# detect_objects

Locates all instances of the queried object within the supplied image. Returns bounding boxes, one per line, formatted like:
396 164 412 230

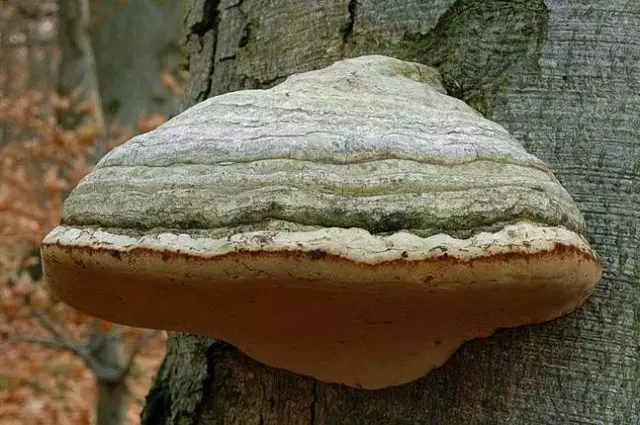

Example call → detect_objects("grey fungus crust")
41 55 602 389
59 55 585 238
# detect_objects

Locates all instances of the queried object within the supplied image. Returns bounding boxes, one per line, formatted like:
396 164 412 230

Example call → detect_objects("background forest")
0 1 184 423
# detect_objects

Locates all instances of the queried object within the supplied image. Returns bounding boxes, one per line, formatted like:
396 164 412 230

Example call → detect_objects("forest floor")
0 284 167 425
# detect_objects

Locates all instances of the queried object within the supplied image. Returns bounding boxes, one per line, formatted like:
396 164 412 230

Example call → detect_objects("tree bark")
142 0 640 423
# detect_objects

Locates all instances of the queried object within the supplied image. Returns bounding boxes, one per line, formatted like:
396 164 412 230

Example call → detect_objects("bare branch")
35 310 71 342
27 312 124 381
86 318 108 353
121 330 157 378
8 334 70 350
8 313 152 382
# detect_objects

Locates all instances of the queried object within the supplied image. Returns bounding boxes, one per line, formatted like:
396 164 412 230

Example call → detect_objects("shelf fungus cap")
42 55 602 389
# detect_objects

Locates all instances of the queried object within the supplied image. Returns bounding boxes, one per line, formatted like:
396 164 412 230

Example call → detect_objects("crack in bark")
342 0 358 44
310 380 318 424
259 377 267 425
239 21 251 47
200 0 219 102
189 0 219 36
192 341 220 422
221 0 243 11
225 0 251 49
187 0 220 102
140 357 172 424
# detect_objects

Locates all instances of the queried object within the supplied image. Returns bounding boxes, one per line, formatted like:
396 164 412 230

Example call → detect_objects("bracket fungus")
41 55 602 389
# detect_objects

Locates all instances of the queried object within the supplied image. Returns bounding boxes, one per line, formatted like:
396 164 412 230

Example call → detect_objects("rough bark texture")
142 0 640 423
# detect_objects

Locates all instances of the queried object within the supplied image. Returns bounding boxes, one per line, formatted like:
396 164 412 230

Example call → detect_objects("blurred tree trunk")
142 1 640 423
88 0 184 126
56 0 104 134
56 2 127 424
91 333 128 425
0 1 58 147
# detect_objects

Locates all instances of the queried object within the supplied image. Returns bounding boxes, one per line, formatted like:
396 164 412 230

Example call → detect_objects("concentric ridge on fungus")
41 55 602 389
60 56 583 238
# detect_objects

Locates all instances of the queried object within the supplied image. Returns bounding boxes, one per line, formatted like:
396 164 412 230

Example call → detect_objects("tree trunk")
88 0 185 125
96 378 128 425
93 337 129 425
142 1 640 423
56 0 105 133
